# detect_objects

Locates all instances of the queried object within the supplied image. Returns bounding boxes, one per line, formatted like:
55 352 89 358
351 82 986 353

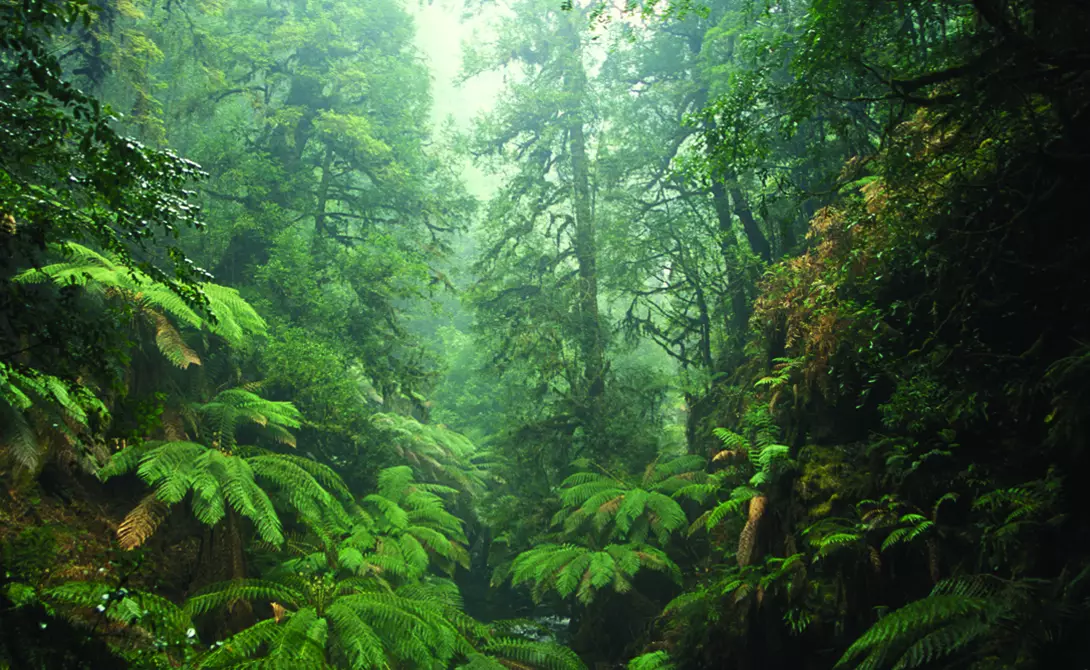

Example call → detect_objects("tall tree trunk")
562 16 605 441
314 145 334 237
710 178 752 342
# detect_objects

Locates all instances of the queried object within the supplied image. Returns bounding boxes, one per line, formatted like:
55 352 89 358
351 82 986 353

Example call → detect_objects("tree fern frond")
197 618 283 668
98 440 159 479
2 404 40 473
195 389 302 450
186 579 304 617
893 618 991 669
704 487 759 533
150 311 201 368
713 428 747 450
326 600 388 668
628 651 675 670
200 283 268 344
270 453 352 499
509 543 679 605
117 493 171 550
837 595 989 668
662 586 710 615
817 532 864 557
482 638 587 670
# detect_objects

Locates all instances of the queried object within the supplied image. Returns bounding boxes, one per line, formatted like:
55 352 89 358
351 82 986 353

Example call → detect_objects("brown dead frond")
151 312 201 369
118 494 170 550
869 546 882 573
1 212 16 235
271 602 288 623
713 449 745 463
737 495 767 567
598 495 623 516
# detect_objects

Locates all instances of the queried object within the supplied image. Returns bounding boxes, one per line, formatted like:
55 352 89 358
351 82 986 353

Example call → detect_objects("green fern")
345 465 470 578
476 638 586 670
45 580 193 637
190 571 478 669
880 515 934 553
836 575 1022 670
687 486 759 535
101 388 349 548
628 650 675 669
817 532 865 558
102 439 351 547
555 455 702 545
193 388 302 451
0 361 108 474
371 412 486 492
15 242 266 365
508 542 680 605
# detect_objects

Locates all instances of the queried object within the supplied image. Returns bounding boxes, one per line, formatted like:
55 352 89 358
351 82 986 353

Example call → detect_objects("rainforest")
1 0 1089 667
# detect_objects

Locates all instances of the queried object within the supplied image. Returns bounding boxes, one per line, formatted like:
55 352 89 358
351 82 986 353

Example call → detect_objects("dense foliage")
2 0 1088 667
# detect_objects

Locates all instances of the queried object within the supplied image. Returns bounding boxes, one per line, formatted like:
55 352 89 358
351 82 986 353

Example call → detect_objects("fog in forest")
2 0 1089 667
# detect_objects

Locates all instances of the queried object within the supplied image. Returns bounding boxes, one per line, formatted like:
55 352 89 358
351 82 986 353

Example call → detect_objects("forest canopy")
1 0 1088 668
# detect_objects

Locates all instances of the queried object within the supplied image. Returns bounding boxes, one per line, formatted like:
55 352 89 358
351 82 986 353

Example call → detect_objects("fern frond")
816 532 864 558
326 599 388 668
837 595 988 668
662 586 710 615
509 543 679 605
98 440 158 479
703 487 759 534
1 404 40 472
150 311 201 368
117 493 171 550
201 283 268 344
713 428 747 450
628 650 675 670
483 638 587 670
249 453 349 533
186 579 304 617
197 618 283 667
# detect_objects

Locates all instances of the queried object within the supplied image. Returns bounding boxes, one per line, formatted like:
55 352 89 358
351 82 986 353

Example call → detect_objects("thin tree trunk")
728 184 772 263
710 179 753 341
315 145 334 237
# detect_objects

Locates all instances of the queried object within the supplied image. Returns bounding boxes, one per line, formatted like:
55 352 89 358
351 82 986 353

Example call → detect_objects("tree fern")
687 485 759 536
0 361 108 474
348 466 470 577
189 571 479 669
35 578 197 664
508 543 680 605
555 455 702 545
371 412 486 492
15 242 267 366
880 515 934 553
193 388 302 451
102 389 349 548
103 439 353 547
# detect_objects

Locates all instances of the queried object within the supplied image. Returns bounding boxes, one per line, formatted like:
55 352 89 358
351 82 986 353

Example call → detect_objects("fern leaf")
118 493 171 550
186 579 304 617
483 638 587 670
628 650 675 670
150 311 201 368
